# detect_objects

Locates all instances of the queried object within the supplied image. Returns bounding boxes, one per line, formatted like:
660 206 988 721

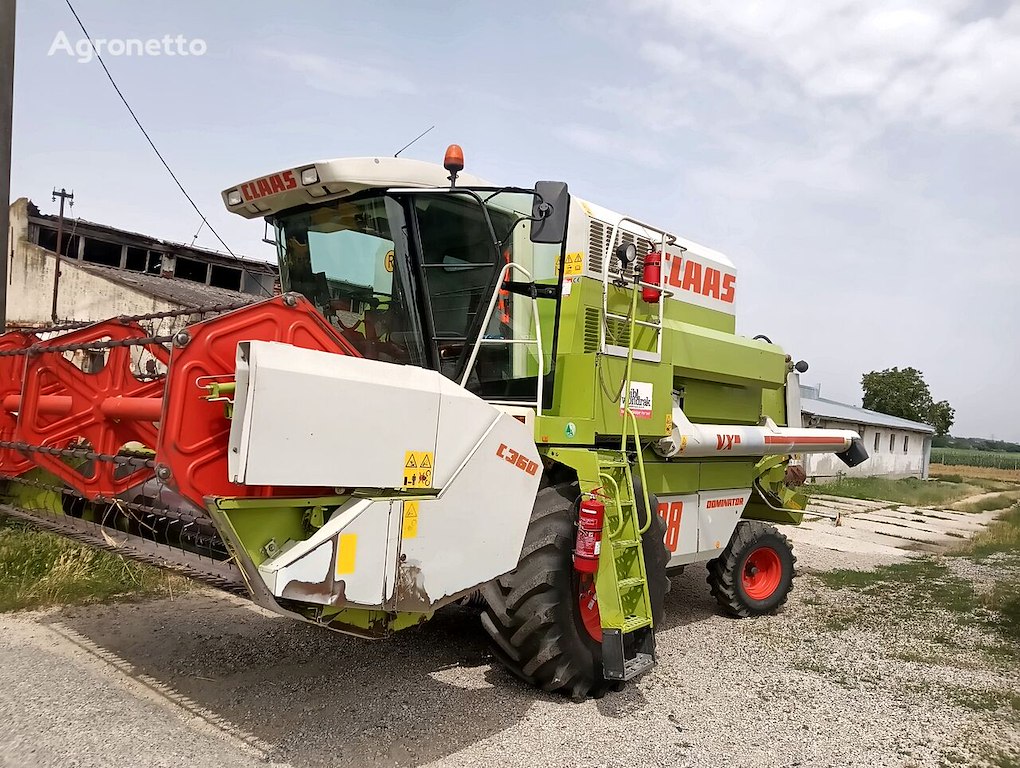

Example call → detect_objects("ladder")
595 449 656 681
593 271 662 682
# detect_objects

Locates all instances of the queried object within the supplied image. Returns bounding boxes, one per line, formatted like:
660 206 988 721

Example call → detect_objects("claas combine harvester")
0 146 867 697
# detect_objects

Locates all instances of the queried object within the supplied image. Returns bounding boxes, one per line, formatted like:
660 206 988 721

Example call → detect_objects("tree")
860 366 955 437
927 400 955 438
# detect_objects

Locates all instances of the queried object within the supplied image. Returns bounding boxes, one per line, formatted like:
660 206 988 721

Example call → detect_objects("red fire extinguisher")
573 494 605 573
642 251 662 303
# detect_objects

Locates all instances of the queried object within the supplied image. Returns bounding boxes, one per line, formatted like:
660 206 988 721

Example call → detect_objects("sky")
8 0 1020 440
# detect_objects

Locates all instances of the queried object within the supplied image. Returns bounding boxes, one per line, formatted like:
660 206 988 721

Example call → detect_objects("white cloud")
631 0 1020 136
260 51 415 97
554 124 665 167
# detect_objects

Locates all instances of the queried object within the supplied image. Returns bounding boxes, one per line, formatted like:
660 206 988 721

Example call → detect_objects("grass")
954 492 1020 514
0 517 189 612
806 475 980 507
819 503 1020 645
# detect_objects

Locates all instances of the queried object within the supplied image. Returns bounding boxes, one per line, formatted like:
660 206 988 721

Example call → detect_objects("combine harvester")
0 146 867 697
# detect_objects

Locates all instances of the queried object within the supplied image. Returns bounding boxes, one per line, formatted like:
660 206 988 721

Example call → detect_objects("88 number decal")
657 501 684 552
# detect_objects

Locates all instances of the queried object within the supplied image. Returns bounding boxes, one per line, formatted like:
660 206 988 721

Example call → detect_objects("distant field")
805 476 981 507
930 464 1020 483
931 447 1020 470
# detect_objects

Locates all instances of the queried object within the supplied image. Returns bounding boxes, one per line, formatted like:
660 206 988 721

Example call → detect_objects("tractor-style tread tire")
481 481 670 699
706 520 796 619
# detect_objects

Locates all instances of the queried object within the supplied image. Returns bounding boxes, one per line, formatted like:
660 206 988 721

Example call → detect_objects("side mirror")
530 181 569 244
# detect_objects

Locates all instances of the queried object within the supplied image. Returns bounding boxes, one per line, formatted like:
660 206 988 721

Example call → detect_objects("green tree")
927 400 955 438
860 366 955 437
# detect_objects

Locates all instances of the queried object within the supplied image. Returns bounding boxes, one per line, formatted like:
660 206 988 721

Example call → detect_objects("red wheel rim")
742 546 783 601
578 575 602 642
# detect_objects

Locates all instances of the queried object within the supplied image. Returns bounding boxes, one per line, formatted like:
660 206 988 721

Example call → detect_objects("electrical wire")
62 0 272 297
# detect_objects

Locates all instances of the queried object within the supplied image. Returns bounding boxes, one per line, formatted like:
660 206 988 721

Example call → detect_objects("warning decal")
402 500 420 539
403 451 434 488
563 252 584 276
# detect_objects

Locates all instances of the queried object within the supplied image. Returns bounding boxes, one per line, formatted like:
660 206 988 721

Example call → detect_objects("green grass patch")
955 492 1020 514
807 476 979 507
819 505 1020 648
818 558 976 615
0 517 188 612
964 504 1020 558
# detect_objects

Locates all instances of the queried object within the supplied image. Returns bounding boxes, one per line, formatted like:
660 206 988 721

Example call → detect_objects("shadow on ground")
49 565 722 767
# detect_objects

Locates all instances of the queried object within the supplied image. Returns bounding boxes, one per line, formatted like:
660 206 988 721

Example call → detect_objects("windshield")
274 189 565 404
275 195 426 365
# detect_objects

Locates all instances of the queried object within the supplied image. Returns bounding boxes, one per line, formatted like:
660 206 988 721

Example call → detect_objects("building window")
874 431 881 452
82 237 122 267
903 435 909 453
125 246 147 271
889 433 896 452
209 264 242 291
175 256 209 283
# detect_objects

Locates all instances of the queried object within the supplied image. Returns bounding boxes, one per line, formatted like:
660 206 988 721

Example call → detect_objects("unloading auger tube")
0 146 872 698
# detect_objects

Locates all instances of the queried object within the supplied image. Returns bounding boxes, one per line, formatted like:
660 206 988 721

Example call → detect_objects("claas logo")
664 254 736 304
240 170 298 202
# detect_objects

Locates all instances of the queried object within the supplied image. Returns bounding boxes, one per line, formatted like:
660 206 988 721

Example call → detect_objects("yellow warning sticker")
563 252 584 276
335 533 357 576
402 500 420 540
403 451 434 488
665 413 673 436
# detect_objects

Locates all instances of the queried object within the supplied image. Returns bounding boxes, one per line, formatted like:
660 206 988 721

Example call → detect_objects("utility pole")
50 187 73 322
0 0 15 329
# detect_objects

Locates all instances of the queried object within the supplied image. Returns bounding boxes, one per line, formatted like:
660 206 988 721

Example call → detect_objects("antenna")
394 125 435 158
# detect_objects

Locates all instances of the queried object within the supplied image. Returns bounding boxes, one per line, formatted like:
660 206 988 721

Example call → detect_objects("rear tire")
480 480 669 699
707 520 795 618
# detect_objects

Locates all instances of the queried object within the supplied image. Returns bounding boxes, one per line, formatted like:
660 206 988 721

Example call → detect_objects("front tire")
480 480 669 699
707 520 796 618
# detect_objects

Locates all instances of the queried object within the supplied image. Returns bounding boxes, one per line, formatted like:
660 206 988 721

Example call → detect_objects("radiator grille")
582 307 600 353
587 219 656 279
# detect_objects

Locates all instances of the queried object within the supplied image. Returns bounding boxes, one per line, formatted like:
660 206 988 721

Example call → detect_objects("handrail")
459 261 545 415
618 279 653 535
599 471 626 538
599 216 674 361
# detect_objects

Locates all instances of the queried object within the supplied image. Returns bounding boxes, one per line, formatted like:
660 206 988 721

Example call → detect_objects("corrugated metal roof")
78 263 258 308
28 207 277 274
801 395 935 434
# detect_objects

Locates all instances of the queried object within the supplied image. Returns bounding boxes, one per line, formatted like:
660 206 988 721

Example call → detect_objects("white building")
799 384 934 481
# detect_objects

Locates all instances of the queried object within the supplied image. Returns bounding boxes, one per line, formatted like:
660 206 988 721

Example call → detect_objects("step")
613 539 641 550
619 652 654 682
598 459 631 469
622 614 652 633
616 577 646 590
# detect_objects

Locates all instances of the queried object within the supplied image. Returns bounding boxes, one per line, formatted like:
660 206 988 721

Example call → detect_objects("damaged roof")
78 263 262 308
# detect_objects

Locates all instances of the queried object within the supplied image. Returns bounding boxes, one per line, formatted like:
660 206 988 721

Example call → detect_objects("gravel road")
0 538 1016 768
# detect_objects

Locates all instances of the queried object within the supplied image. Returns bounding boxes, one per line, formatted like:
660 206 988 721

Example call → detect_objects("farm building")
798 384 934 481
4 198 277 328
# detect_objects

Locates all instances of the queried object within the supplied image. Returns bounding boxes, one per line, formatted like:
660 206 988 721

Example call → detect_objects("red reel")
15 321 169 499
156 294 360 510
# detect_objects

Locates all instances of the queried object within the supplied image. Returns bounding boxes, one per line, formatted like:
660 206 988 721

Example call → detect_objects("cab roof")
222 157 490 219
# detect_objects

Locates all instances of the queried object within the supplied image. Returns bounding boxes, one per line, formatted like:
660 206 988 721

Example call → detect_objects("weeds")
0 517 189 612
807 476 979 507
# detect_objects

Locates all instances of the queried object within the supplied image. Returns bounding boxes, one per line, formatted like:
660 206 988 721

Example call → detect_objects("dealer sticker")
620 381 653 420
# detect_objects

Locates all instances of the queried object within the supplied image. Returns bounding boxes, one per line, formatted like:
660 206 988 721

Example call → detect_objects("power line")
62 0 272 296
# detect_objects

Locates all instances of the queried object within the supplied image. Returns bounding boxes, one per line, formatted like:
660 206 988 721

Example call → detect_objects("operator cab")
224 148 570 408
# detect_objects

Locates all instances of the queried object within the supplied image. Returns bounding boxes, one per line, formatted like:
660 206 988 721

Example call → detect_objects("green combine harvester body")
0 148 867 697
